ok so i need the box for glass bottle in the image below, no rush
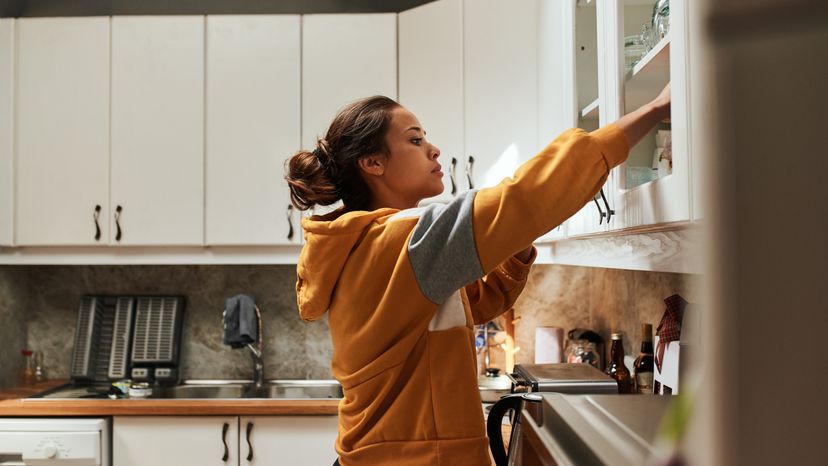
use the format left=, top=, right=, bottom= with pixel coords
left=634, top=324, right=655, bottom=394
left=34, top=350, right=46, bottom=382
left=606, top=333, right=633, bottom=394
left=18, top=349, right=37, bottom=386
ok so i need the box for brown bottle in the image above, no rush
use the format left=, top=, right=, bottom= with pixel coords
left=606, top=333, right=633, bottom=394
left=634, top=324, right=655, bottom=394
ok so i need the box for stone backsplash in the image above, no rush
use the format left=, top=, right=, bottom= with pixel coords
left=0, top=263, right=699, bottom=388
left=499, top=265, right=700, bottom=371
left=0, top=265, right=332, bottom=387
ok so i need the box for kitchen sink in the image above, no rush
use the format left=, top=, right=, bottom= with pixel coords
left=244, top=380, right=343, bottom=399
left=158, top=383, right=248, bottom=399
left=157, top=380, right=342, bottom=400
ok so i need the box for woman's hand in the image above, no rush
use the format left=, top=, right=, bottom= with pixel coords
left=650, top=82, right=671, bottom=121
left=616, top=83, right=671, bottom=148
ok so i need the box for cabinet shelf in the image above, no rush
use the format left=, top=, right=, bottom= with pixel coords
left=580, top=98, right=599, bottom=120
left=625, top=34, right=670, bottom=111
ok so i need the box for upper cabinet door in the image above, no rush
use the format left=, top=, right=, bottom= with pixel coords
left=463, top=0, right=538, bottom=191
left=111, top=16, right=204, bottom=246
left=205, top=15, right=301, bottom=246
left=399, top=0, right=464, bottom=205
left=0, top=19, right=13, bottom=246
left=302, top=14, right=397, bottom=150
left=15, top=17, right=110, bottom=246
left=607, top=0, right=691, bottom=229
left=565, top=0, right=611, bottom=237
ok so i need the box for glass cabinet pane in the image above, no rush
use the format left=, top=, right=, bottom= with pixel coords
left=576, top=0, right=599, bottom=132
left=622, top=0, right=671, bottom=190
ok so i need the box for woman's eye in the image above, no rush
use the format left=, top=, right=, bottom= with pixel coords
left=411, top=138, right=422, bottom=145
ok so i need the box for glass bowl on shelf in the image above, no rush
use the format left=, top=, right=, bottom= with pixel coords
left=624, top=34, right=648, bottom=73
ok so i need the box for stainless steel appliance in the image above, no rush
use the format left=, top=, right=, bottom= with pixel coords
left=507, top=363, right=618, bottom=394
left=0, top=418, right=110, bottom=465
left=509, top=393, right=673, bottom=466
left=36, top=295, right=185, bottom=398
left=488, top=363, right=618, bottom=466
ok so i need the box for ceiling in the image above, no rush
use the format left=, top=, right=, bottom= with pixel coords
left=1, top=0, right=436, bottom=18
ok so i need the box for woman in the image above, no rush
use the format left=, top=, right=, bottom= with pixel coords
left=286, top=86, right=670, bottom=465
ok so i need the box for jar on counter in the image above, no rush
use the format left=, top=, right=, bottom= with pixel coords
left=565, top=339, right=602, bottom=370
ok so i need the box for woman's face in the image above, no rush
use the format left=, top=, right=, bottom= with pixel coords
left=381, top=107, right=444, bottom=205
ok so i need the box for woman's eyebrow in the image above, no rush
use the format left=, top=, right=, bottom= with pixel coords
left=406, top=126, right=422, bottom=133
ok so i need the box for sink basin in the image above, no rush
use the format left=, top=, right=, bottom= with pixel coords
left=247, top=380, right=343, bottom=399
left=157, top=380, right=342, bottom=400
left=159, top=383, right=248, bottom=399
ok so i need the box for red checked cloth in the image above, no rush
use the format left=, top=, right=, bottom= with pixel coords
left=655, top=294, right=688, bottom=372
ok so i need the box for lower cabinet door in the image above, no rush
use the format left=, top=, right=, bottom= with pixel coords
left=240, top=416, right=339, bottom=466
left=113, top=416, right=239, bottom=466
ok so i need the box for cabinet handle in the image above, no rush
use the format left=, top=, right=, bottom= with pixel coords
left=599, top=188, right=615, bottom=223
left=114, top=205, right=123, bottom=242
left=592, top=195, right=606, bottom=225
left=245, top=421, right=254, bottom=461
left=221, top=422, right=229, bottom=462
left=449, top=157, right=457, bottom=195
left=286, top=204, right=295, bottom=241
left=465, top=155, right=475, bottom=190
left=93, top=205, right=102, bottom=241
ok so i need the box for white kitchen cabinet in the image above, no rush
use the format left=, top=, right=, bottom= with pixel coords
left=399, top=0, right=464, bottom=205
left=535, top=0, right=578, bottom=243
left=113, top=416, right=239, bottom=466
left=398, top=0, right=540, bottom=203
left=301, top=14, right=397, bottom=150
left=205, top=15, right=302, bottom=246
left=463, top=0, right=539, bottom=192
left=301, top=13, right=396, bottom=216
left=14, top=17, right=110, bottom=246
left=553, top=0, right=694, bottom=238
left=561, top=0, right=612, bottom=238
left=240, top=416, right=339, bottom=466
left=113, top=416, right=338, bottom=466
left=0, top=19, right=13, bottom=246
left=111, top=16, right=204, bottom=245
left=605, top=0, right=692, bottom=230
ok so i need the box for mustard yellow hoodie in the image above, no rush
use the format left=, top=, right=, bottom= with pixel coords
left=296, top=126, right=629, bottom=465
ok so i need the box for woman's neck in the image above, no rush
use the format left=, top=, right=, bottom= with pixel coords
left=368, top=191, right=419, bottom=211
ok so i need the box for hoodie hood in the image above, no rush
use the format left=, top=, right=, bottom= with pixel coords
left=296, top=207, right=398, bottom=321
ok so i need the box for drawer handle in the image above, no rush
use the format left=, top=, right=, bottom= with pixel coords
left=286, top=204, right=295, bottom=241
left=599, top=188, right=614, bottom=223
left=465, top=155, right=475, bottom=190
left=246, top=421, right=254, bottom=461
left=449, top=157, right=457, bottom=195
left=592, top=195, right=606, bottom=225
left=114, top=205, right=123, bottom=242
left=221, top=422, right=229, bottom=462
left=93, top=204, right=102, bottom=241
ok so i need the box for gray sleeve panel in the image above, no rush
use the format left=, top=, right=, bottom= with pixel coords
left=407, top=190, right=484, bottom=305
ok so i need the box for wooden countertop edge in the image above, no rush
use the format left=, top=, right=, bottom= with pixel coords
left=0, top=399, right=339, bottom=416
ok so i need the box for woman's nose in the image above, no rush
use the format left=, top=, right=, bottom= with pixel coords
left=430, top=144, right=441, bottom=159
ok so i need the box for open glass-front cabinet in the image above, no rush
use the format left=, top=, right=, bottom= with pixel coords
left=564, top=0, right=614, bottom=237
left=607, top=0, right=692, bottom=230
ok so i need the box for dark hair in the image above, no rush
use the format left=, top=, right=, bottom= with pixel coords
left=285, top=95, right=401, bottom=211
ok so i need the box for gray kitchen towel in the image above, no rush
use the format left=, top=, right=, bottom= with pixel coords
left=223, top=293, right=258, bottom=349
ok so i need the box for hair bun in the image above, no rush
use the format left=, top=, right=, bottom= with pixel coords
left=285, top=149, right=339, bottom=211
left=314, top=138, right=338, bottom=178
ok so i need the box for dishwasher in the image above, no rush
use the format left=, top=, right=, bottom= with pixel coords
left=0, top=418, right=110, bottom=465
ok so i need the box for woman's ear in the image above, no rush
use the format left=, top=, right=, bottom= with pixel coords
left=358, top=154, right=386, bottom=177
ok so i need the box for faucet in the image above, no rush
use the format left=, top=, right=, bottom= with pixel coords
left=248, top=306, right=264, bottom=389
